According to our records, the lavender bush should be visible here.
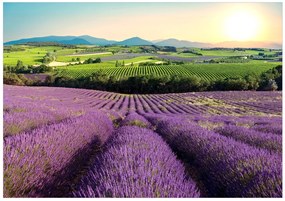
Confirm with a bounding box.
[120,112,152,128]
[4,85,282,198]
[252,124,282,135]
[4,111,113,197]
[72,126,200,198]
[215,125,282,153]
[4,104,73,137]
[150,116,282,197]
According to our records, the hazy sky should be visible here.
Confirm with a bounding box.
[3,2,282,43]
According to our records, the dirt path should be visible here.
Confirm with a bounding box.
[47,61,82,67]
[67,52,111,57]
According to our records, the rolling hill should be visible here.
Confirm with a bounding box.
[115,37,153,46]
[155,38,212,48]
[4,35,115,46]
[4,35,282,49]
[78,35,117,45]
[215,41,282,49]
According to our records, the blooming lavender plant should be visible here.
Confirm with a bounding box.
[4,111,113,197]
[4,104,73,137]
[3,85,282,198]
[215,125,282,153]
[150,116,282,197]
[4,85,282,116]
[252,124,282,135]
[72,126,200,198]
[120,112,152,128]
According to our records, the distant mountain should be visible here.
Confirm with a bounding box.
[115,37,153,46]
[4,35,282,49]
[155,38,213,48]
[78,35,117,45]
[214,41,282,49]
[4,35,116,46]
[4,35,77,45]
[59,38,91,45]
[151,39,164,43]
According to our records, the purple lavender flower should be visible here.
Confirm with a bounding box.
[150,116,282,197]
[215,125,282,153]
[72,126,200,198]
[4,111,113,197]
[120,112,152,128]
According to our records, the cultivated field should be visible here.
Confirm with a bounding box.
[4,45,281,83]
[55,61,279,81]
[4,85,282,197]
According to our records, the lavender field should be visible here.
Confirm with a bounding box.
[3,85,282,198]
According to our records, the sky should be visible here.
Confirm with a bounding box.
[3,2,283,43]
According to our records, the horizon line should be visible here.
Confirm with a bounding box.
[4,34,282,45]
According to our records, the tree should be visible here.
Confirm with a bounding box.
[84,58,93,64]
[44,75,55,86]
[258,65,282,91]
[275,76,282,90]
[4,73,24,85]
[3,73,33,86]
[245,74,260,90]
[94,58,101,63]
[42,52,55,64]
[264,79,278,91]
[43,56,51,64]
[54,76,74,87]
[16,60,23,68]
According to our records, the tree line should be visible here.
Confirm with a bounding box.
[4,60,53,74]
[4,65,282,94]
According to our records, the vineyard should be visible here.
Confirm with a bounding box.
[4,85,282,197]
[55,61,280,81]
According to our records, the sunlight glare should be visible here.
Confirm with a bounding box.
[224,11,260,41]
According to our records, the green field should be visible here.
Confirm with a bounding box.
[56,52,113,62]
[56,61,280,81]
[106,56,162,65]
[4,46,64,65]
[4,45,157,65]
[4,45,281,65]
[4,45,281,82]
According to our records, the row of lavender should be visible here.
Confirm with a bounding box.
[73,124,200,197]
[64,89,282,116]
[143,113,282,197]
[4,111,114,197]
[4,110,201,197]
[4,88,202,198]
[4,85,282,117]
[192,115,282,153]
[4,85,282,197]
[72,112,282,197]
[5,111,281,197]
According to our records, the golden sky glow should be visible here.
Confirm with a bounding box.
[4,2,282,43]
[224,10,260,41]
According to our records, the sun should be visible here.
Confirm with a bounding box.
[224,10,260,41]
